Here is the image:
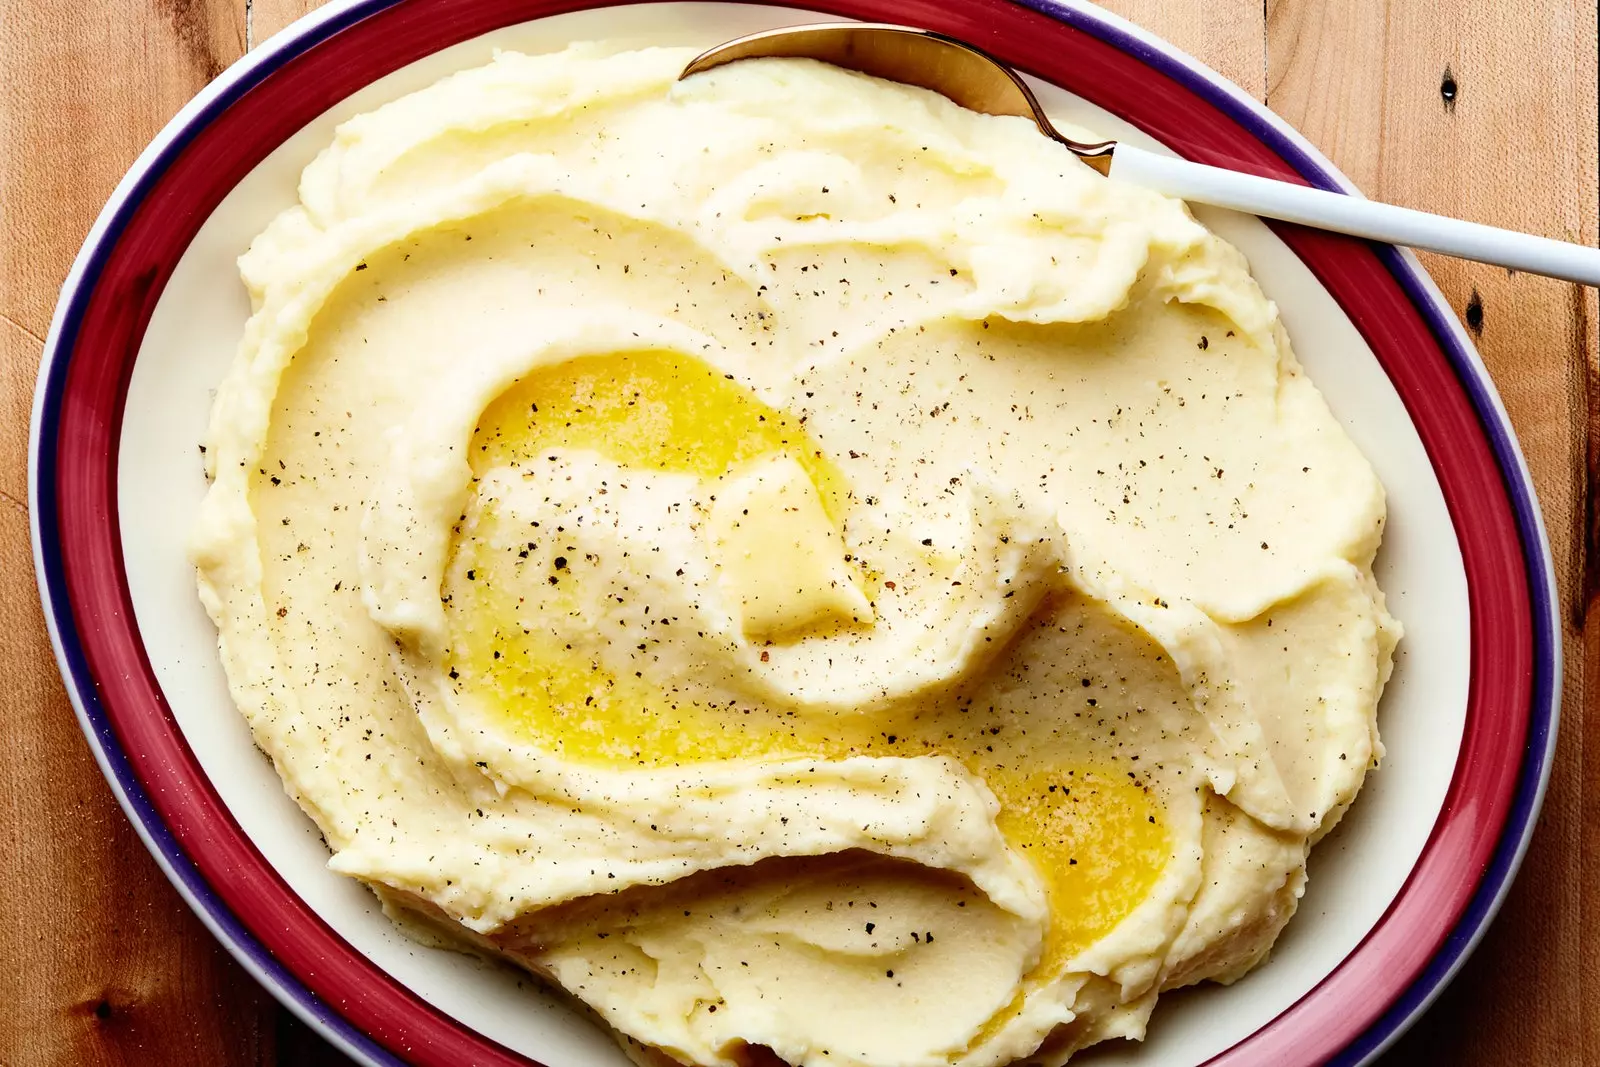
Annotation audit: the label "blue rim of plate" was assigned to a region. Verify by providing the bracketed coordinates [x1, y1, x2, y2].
[28, 0, 1559, 1064]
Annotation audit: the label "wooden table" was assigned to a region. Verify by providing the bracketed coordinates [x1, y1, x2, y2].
[1, 0, 1594, 1062]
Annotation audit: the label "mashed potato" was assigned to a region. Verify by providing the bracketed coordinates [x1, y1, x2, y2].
[193, 44, 1399, 1067]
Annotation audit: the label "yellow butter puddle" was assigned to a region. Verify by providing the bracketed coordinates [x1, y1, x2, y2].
[471, 347, 850, 520]
[446, 348, 1168, 983]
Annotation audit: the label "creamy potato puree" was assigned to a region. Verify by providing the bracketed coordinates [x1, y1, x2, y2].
[194, 45, 1400, 1067]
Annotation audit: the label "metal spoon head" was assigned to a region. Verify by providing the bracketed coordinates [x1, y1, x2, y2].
[679, 22, 1116, 174]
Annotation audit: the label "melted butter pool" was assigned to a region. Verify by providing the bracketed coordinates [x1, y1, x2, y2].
[470, 347, 849, 518]
[445, 348, 1168, 974]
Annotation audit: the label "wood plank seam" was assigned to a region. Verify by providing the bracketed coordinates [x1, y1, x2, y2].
[1585, 276, 1598, 615]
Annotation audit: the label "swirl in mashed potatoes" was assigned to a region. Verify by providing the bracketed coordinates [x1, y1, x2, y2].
[194, 44, 1399, 1067]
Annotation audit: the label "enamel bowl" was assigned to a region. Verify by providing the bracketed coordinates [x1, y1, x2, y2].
[30, 1, 1558, 1064]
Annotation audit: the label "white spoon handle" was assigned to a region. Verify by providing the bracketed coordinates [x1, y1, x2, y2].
[1109, 143, 1600, 286]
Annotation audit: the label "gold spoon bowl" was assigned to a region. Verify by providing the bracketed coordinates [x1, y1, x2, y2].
[681, 21, 1117, 175]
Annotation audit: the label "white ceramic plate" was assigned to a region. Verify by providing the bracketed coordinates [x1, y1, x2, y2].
[33, 2, 1557, 1065]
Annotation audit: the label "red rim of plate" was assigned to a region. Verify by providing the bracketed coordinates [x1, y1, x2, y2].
[29, 1, 1559, 1065]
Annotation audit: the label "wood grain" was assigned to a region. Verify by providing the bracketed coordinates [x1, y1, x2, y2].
[0, 0, 1592, 1064]
[1096, 0, 1267, 101]
[249, 0, 321, 44]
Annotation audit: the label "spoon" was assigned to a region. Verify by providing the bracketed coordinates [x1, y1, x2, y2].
[682, 23, 1600, 287]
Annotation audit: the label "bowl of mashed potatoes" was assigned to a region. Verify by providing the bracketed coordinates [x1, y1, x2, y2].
[32, 2, 1557, 1067]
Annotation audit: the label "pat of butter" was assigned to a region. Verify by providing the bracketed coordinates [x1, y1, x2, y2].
[708, 455, 871, 640]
